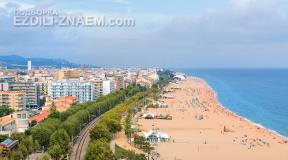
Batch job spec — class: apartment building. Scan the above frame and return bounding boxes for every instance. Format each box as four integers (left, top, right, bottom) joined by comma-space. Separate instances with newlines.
0, 91, 26, 111
49, 80, 95, 102
35, 81, 51, 96
90, 79, 104, 100
8, 82, 40, 108
55, 69, 80, 80
0, 76, 15, 83
0, 83, 9, 91
102, 79, 116, 96
115, 75, 125, 91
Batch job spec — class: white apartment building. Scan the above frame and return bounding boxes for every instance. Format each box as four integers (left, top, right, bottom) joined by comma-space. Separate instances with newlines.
49, 80, 95, 103
102, 79, 116, 96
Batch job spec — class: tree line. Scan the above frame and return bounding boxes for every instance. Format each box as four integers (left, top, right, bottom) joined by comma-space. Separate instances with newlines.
5, 85, 143, 160
84, 71, 173, 160
85, 89, 151, 160
123, 95, 154, 160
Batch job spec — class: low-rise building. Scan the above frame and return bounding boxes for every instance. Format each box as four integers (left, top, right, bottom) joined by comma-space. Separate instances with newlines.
136, 78, 153, 88
0, 111, 29, 134
53, 96, 77, 112
28, 110, 50, 123
143, 130, 170, 143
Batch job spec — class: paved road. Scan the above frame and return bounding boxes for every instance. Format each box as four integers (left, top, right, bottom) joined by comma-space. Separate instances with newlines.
70, 116, 101, 160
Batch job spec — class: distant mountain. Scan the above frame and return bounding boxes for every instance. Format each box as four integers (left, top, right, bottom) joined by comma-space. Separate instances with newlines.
0, 55, 96, 69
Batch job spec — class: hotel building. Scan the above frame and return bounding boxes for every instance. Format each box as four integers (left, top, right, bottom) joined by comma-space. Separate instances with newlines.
49, 80, 95, 102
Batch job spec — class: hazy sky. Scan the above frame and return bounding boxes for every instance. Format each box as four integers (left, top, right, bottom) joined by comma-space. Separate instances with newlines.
0, 0, 288, 68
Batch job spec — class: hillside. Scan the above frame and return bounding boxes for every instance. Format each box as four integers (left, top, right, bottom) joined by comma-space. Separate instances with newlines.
0, 55, 95, 69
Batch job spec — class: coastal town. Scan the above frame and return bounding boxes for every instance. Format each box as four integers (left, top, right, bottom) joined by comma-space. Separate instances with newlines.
1, 0, 288, 159
0, 60, 287, 160
0, 60, 162, 159
112, 74, 288, 160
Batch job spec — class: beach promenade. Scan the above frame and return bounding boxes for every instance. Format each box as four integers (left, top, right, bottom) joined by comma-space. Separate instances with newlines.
138, 77, 288, 160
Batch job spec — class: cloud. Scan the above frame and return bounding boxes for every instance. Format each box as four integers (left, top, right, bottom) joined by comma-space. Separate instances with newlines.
230, 0, 279, 10
36, 0, 55, 8
160, 0, 288, 43
0, 1, 35, 10
108, 0, 130, 5
0, 1, 79, 58
0, 0, 288, 68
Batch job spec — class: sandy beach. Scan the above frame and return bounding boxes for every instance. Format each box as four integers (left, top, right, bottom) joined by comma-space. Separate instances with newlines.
138, 77, 288, 160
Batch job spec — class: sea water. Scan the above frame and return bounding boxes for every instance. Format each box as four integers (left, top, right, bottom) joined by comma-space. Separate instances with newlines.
175, 69, 288, 137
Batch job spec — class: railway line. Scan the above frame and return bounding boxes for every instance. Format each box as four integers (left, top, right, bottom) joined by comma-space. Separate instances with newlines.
71, 116, 101, 160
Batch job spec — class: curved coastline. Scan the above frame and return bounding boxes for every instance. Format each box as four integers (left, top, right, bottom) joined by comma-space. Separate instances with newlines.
198, 76, 288, 140
138, 76, 288, 160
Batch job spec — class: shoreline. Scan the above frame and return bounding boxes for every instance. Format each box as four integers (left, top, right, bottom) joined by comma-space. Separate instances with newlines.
198, 77, 288, 140
137, 76, 288, 160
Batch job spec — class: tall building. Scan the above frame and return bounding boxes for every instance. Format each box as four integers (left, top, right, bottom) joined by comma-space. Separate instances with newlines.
90, 79, 103, 100
0, 91, 26, 111
102, 80, 116, 96
49, 80, 95, 103
36, 81, 51, 96
55, 69, 80, 80
8, 82, 40, 108
27, 60, 32, 71
115, 75, 125, 91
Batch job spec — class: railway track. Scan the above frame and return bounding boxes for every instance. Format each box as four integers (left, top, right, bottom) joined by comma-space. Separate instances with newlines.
71, 116, 101, 160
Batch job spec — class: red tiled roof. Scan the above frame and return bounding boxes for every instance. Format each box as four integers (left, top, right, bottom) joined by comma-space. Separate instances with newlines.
28, 110, 51, 123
